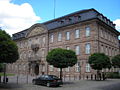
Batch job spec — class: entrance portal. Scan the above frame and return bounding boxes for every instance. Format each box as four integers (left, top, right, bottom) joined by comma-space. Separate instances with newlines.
34, 64, 39, 75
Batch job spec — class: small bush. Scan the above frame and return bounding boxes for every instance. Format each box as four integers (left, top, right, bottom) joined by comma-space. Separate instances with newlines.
106, 72, 120, 79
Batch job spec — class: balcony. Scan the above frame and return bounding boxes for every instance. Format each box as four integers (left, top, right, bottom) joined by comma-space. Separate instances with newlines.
31, 44, 39, 52
28, 56, 41, 62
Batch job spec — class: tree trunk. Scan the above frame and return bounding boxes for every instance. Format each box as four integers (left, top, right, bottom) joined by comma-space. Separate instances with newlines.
0, 76, 1, 83
3, 64, 6, 84
60, 68, 63, 80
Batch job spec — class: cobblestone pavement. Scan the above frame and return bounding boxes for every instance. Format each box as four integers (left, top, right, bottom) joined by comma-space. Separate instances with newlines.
0, 79, 120, 90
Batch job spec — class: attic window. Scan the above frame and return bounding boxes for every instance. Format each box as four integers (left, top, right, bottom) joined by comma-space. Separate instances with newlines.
78, 16, 81, 20
60, 20, 64, 24
69, 18, 72, 22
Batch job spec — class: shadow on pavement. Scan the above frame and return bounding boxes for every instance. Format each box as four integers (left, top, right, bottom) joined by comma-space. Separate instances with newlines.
97, 82, 120, 90
63, 81, 75, 85
0, 83, 22, 89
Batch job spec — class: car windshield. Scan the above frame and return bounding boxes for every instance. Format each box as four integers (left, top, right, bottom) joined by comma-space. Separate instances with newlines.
49, 75, 59, 79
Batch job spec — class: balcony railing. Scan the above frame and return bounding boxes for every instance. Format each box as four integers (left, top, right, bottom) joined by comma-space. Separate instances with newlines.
28, 56, 41, 62
31, 44, 39, 52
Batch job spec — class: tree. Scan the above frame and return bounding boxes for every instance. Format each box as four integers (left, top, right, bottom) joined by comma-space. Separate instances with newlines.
0, 63, 4, 72
46, 48, 77, 79
88, 53, 111, 80
0, 30, 19, 63
111, 54, 120, 68
0, 30, 19, 83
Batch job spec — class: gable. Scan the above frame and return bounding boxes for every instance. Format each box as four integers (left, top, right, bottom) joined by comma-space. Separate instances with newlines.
26, 24, 47, 38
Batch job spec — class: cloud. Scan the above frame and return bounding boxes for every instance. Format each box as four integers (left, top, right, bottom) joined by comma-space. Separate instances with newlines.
0, 0, 41, 35
113, 19, 120, 32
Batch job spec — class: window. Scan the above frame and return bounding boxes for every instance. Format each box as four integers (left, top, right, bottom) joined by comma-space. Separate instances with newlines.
109, 47, 111, 56
85, 43, 90, 54
100, 28, 103, 37
105, 46, 108, 55
66, 32, 70, 40
75, 62, 80, 72
42, 37, 45, 44
75, 29, 80, 38
85, 27, 90, 37
58, 32, 62, 41
75, 45, 80, 55
50, 34, 53, 42
49, 65, 53, 71
42, 65, 45, 72
101, 45, 104, 53
65, 67, 70, 72
42, 50, 45, 57
66, 46, 70, 50
86, 64, 90, 72
57, 68, 60, 71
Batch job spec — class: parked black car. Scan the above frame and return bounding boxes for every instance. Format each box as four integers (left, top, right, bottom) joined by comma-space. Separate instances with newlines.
32, 75, 62, 87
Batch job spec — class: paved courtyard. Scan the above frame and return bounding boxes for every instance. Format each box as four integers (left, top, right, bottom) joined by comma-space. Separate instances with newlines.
0, 79, 120, 90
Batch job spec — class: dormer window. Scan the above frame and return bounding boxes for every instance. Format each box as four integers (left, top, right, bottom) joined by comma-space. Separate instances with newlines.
69, 18, 72, 22
60, 20, 64, 24
78, 16, 81, 21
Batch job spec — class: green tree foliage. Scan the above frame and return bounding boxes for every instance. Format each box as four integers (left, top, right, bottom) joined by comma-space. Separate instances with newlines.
112, 54, 120, 68
46, 48, 77, 79
0, 30, 19, 63
0, 63, 4, 72
88, 53, 111, 70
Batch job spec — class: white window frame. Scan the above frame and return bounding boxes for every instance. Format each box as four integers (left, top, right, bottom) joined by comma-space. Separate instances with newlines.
42, 37, 45, 44
66, 46, 70, 50
101, 45, 104, 53
66, 32, 70, 40
58, 32, 62, 41
65, 67, 70, 72
85, 43, 91, 54
86, 63, 90, 72
49, 65, 53, 71
57, 68, 60, 71
75, 29, 80, 38
75, 45, 80, 55
85, 27, 90, 37
50, 34, 54, 42
75, 62, 80, 72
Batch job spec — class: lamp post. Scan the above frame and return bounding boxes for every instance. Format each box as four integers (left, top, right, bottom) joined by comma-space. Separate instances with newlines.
17, 64, 19, 84
3, 63, 6, 84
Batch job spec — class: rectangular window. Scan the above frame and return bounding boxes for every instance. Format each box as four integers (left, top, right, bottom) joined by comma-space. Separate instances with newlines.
75, 62, 80, 72
75, 29, 80, 38
100, 28, 103, 37
65, 67, 70, 72
85, 27, 90, 37
58, 32, 62, 41
50, 34, 53, 43
42, 37, 45, 44
57, 68, 60, 71
75, 45, 80, 55
101, 45, 104, 53
85, 43, 90, 54
86, 64, 90, 72
66, 32, 70, 40
42, 65, 45, 72
106, 46, 108, 55
49, 65, 53, 71
66, 46, 70, 50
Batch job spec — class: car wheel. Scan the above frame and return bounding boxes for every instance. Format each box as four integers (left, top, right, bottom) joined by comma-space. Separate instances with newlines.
32, 80, 36, 85
46, 82, 50, 87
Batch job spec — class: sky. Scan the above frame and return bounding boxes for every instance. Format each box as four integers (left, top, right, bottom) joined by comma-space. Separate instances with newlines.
0, 0, 120, 35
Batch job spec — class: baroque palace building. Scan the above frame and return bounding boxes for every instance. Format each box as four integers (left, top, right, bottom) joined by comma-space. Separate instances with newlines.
7, 8, 120, 79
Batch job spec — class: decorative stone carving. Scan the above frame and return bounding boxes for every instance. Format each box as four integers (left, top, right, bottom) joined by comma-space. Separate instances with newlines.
27, 27, 45, 37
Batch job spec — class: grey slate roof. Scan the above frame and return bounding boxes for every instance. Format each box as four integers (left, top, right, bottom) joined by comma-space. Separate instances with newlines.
12, 8, 117, 40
